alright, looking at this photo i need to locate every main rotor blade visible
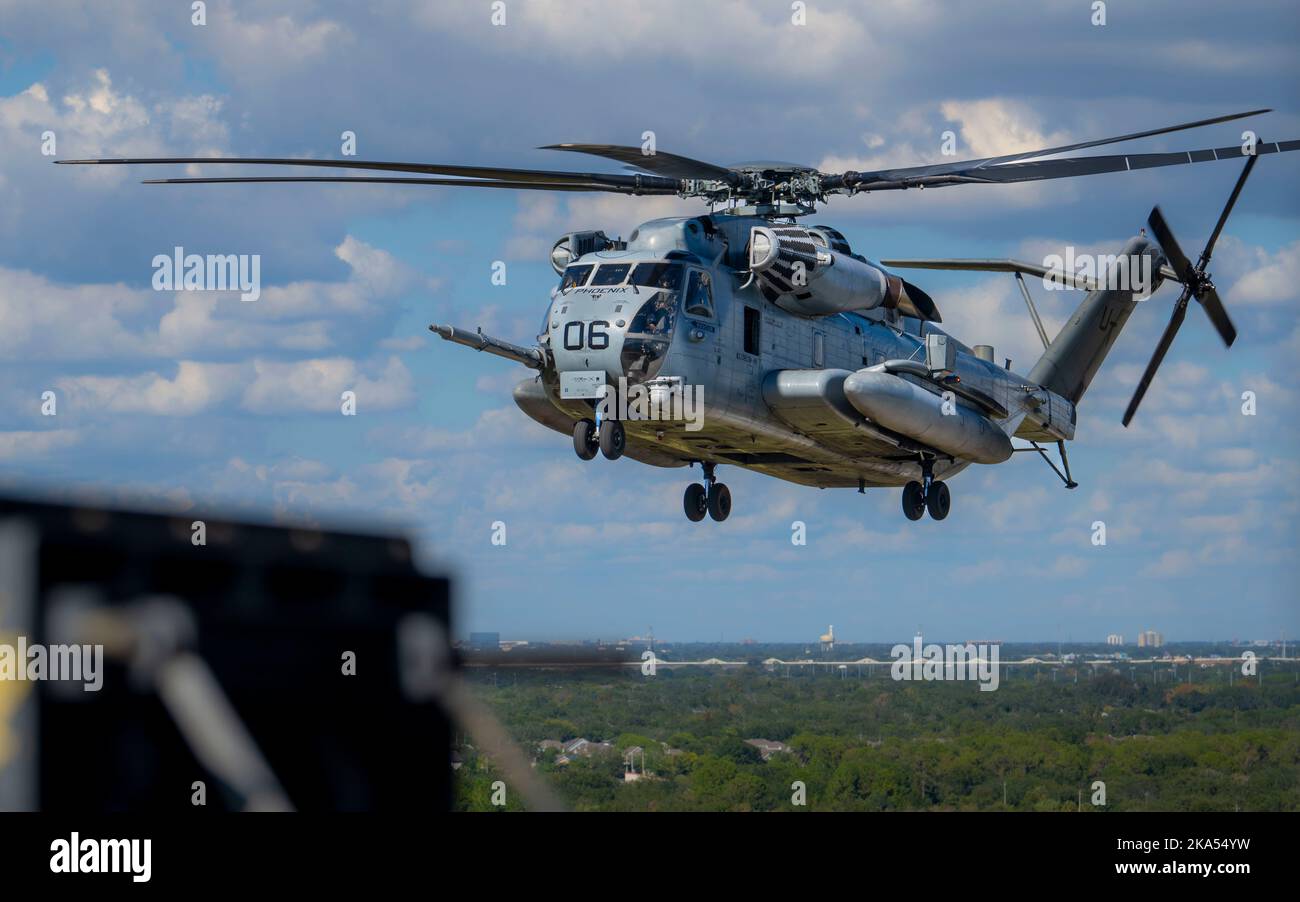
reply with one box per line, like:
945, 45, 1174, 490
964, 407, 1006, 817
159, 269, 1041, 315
984, 108, 1271, 167
1147, 206, 1194, 282
540, 144, 739, 183
137, 175, 676, 194
1122, 288, 1192, 427
1202, 151, 1259, 264
835, 138, 1299, 192
1195, 284, 1237, 348
55, 156, 682, 193
832, 109, 1269, 188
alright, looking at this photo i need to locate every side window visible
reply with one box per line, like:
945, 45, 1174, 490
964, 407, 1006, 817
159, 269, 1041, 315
743, 306, 760, 356
684, 269, 715, 318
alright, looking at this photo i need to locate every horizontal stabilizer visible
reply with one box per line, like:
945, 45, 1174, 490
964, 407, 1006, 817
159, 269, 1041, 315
882, 258, 1180, 292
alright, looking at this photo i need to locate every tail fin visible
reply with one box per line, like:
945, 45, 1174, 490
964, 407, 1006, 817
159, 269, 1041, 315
1027, 236, 1164, 404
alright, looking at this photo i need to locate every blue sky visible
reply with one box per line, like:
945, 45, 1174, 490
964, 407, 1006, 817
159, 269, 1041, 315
1, 0, 1297, 643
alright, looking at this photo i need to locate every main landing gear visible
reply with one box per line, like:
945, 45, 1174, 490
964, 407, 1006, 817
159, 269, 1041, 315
902, 458, 950, 522
684, 461, 730, 523
572, 418, 624, 461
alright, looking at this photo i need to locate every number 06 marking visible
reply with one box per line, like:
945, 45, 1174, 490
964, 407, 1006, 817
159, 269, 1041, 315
563, 321, 610, 351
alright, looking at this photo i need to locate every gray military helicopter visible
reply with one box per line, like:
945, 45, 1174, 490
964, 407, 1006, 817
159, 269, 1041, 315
60, 110, 1298, 523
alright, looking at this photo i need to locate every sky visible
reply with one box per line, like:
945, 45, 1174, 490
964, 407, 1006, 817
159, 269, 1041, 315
0, 0, 1297, 644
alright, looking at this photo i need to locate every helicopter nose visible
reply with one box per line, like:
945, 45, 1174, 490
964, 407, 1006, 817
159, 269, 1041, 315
548, 299, 627, 379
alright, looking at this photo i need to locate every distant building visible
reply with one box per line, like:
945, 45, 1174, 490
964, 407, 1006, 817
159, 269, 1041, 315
561, 738, 614, 759
744, 739, 791, 761
469, 632, 500, 651
1137, 630, 1163, 649
1106, 634, 1124, 646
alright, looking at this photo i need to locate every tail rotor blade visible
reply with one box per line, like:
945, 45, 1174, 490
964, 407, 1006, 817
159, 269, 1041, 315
1122, 288, 1192, 427
1196, 284, 1237, 347
1202, 151, 1259, 263
1147, 206, 1194, 281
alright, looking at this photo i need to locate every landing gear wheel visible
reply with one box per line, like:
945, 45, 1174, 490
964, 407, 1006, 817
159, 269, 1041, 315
902, 481, 926, 521
683, 483, 708, 522
573, 419, 598, 460
926, 481, 951, 520
599, 420, 625, 460
707, 483, 732, 522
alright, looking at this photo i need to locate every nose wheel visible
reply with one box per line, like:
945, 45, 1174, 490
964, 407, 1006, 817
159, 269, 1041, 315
572, 418, 625, 461
683, 462, 730, 523
573, 419, 598, 460
901, 460, 951, 521
599, 419, 625, 460
683, 483, 708, 522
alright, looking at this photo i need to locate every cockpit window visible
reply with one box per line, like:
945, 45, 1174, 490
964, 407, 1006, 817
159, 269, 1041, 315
630, 262, 683, 291
559, 264, 594, 290
684, 269, 714, 318
590, 263, 632, 286
622, 293, 678, 383
627, 293, 677, 337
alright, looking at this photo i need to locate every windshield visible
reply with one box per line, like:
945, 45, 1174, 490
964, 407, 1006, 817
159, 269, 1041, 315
590, 263, 632, 286
559, 264, 593, 290
630, 262, 683, 291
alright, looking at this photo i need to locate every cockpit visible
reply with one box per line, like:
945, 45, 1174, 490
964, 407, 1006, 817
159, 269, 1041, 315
551, 259, 714, 383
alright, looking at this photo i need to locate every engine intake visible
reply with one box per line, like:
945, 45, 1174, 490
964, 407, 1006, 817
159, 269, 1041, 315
749, 225, 894, 317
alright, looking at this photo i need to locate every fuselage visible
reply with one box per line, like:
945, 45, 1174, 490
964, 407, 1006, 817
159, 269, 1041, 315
523, 213, 1077, 489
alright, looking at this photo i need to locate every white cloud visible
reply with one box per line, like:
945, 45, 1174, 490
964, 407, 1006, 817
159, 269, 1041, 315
816, 98, 1079, 214
206, 12, 350, 75
0, 429, 81, 460
0, 69, 226, 169
938, 99, 1072, 159
409, 0, 898, 79
56, 361, 244, 415
1140, 549, 1195, 578
242, 355, 414, 413
1226, 239, 1300, 306
0, 236, 429, 360
54, 355, 413, 416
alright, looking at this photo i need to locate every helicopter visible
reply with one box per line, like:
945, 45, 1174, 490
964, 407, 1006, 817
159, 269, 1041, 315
59, 110, 1299, 523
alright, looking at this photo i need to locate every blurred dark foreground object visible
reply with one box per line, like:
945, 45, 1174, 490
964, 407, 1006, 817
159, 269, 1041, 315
0, 495, 453, 812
